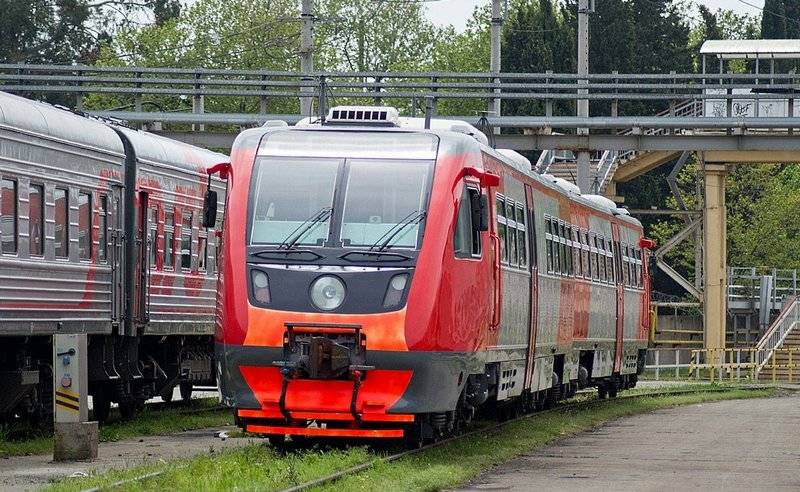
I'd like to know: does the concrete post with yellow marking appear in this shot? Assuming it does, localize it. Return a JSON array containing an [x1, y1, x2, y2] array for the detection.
[[53, 334, 98, 461]]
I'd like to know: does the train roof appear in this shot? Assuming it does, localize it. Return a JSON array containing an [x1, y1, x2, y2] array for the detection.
[[0, 90, 123, 154], [115, 126, 228, 173], [0, 91, 227, 173]]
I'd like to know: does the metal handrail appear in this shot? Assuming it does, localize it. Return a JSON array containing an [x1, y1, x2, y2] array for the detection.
[[595, 150, 618, 191], [754, 296, 800, 372]]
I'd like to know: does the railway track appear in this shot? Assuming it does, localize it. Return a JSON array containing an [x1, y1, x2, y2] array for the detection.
[[82, 385, 768, 492]]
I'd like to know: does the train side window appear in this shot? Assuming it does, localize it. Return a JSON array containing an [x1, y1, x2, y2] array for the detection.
[[564, 224, 573, 276], [605, 241, 614, 284], [29, 183, 44, 257], [454, 186, 482, 258], [598, 237, 607, 282], [635, 248, 643, 288], [506, 200, 517, 266], [54, 188, 69, 258], [581, 230, 592, 280], [98, 195, 108, 263], [198, 236, 208, 271], [78, 191, 92, 261], [148, 206, 158, 268], [181, 211, 193, 270], [622, 244, 629, 286], [164, 208, 175, 269], [515, 204, 527, 268], [0, 178, 18, 254], [496, 195, 507, 264], [553, 221, 561, 274]]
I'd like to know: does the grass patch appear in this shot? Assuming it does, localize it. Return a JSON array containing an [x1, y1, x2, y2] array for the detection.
[[47, 385, 774, 492], [0, 399, 232, 458]]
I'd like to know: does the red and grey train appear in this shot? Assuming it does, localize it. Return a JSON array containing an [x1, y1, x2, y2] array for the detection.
[[0, 91, 226, 423], [214, 106, 653, 443]]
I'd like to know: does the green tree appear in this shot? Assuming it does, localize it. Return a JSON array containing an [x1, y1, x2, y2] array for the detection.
[[0, 0, 93, 64], [762, 0, 788, 38]]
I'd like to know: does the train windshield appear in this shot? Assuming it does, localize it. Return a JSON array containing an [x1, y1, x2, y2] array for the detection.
[[248, 159, 433, 250], [340, 159, 431, 249], [250, 158, 339, 246]]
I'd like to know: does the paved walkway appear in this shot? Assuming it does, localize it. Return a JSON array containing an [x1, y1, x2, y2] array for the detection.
[[461, 395, 800, 491], [0, 426, 266, 491]]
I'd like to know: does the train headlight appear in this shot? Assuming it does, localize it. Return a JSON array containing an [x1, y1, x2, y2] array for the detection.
[[383, 273, 409, 308], [310, 275, 346, 311], [251, 269, 271, 304]]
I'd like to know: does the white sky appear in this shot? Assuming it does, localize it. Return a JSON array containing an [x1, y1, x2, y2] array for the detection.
[[424, 0, 765, 32]]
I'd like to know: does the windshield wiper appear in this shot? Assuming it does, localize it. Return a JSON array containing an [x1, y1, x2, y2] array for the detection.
[[252, 249, 325, 261], [339, 251, 411, 262], [371, 211, 427, 253], [278, 207, 332, 250]]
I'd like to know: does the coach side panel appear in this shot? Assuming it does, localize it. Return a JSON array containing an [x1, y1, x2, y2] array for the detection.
[[0, 126, 123, 335]]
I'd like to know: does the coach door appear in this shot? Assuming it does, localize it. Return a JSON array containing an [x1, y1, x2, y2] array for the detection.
[[109, 185, 124, 331], [612, 223, 624, 374], [134, 191, 150, 324], [523, 184, 539, 390]]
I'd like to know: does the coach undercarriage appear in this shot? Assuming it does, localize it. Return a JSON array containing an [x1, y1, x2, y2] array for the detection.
[[1, 334, 215, 426]]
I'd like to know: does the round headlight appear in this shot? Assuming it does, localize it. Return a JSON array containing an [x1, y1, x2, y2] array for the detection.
[[310, 276, 346, 311], [252, 270, 269, 289]]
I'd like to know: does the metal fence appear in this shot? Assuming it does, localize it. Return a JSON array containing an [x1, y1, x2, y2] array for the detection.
[[2, 64, 800, 130]]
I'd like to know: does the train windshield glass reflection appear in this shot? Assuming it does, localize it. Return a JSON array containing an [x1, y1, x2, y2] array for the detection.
[[250, 158, 339, 246], [340, 160, 430, 249]]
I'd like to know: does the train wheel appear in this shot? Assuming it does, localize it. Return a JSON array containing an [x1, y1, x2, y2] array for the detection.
[[179, 382, 193, 403], [597, 384, 608, 399], [91, 387, 111, 423], [608, 379, 619, 398], [161, 386, 174, 403], [267, 434, 286, 448], [119, 400, 136, 419]]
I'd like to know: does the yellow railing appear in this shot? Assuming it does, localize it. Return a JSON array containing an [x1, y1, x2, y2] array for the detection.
[[689, 348, 800, 383]]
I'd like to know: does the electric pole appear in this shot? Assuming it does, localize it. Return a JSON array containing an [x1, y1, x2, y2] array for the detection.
[[576, 0, 592, 193], [489, 0, 503, 133], [300, 0, 314, 117]]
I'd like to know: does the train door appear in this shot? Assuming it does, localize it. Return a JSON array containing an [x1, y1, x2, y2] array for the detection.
[[523, 184, 540, 389], [109, 185, 124, 332], [134, 191, 150, 324], [612, 223, 624, 373]]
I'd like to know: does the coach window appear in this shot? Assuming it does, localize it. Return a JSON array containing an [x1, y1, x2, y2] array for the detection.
[[454, 186, 482, 258], [164, 208, 175, 269], [0, 178, 18, 254], [78, 192, 92, 261], [98, 195, 108, 263], [545, 217, 554, 273], [180, 211, 193, 270], [580, 230, 592, 280], [496, 195, 507, 264], [29, 183, 44, 256], [148, 206, 158, 268], [622, 244, 630, 286], [606, 241, 615, 284], [54, 188, 69, 258], [506, 200, 517, 266], [515, 204, 527, 268], [563, 224, 572, 276], [635, 248, 643, 288], [598, 237, 608, 282]]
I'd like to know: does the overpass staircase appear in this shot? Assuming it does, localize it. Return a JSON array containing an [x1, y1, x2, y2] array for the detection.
[[534, 100, 702, 196], [755, 295, 800, 382]]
